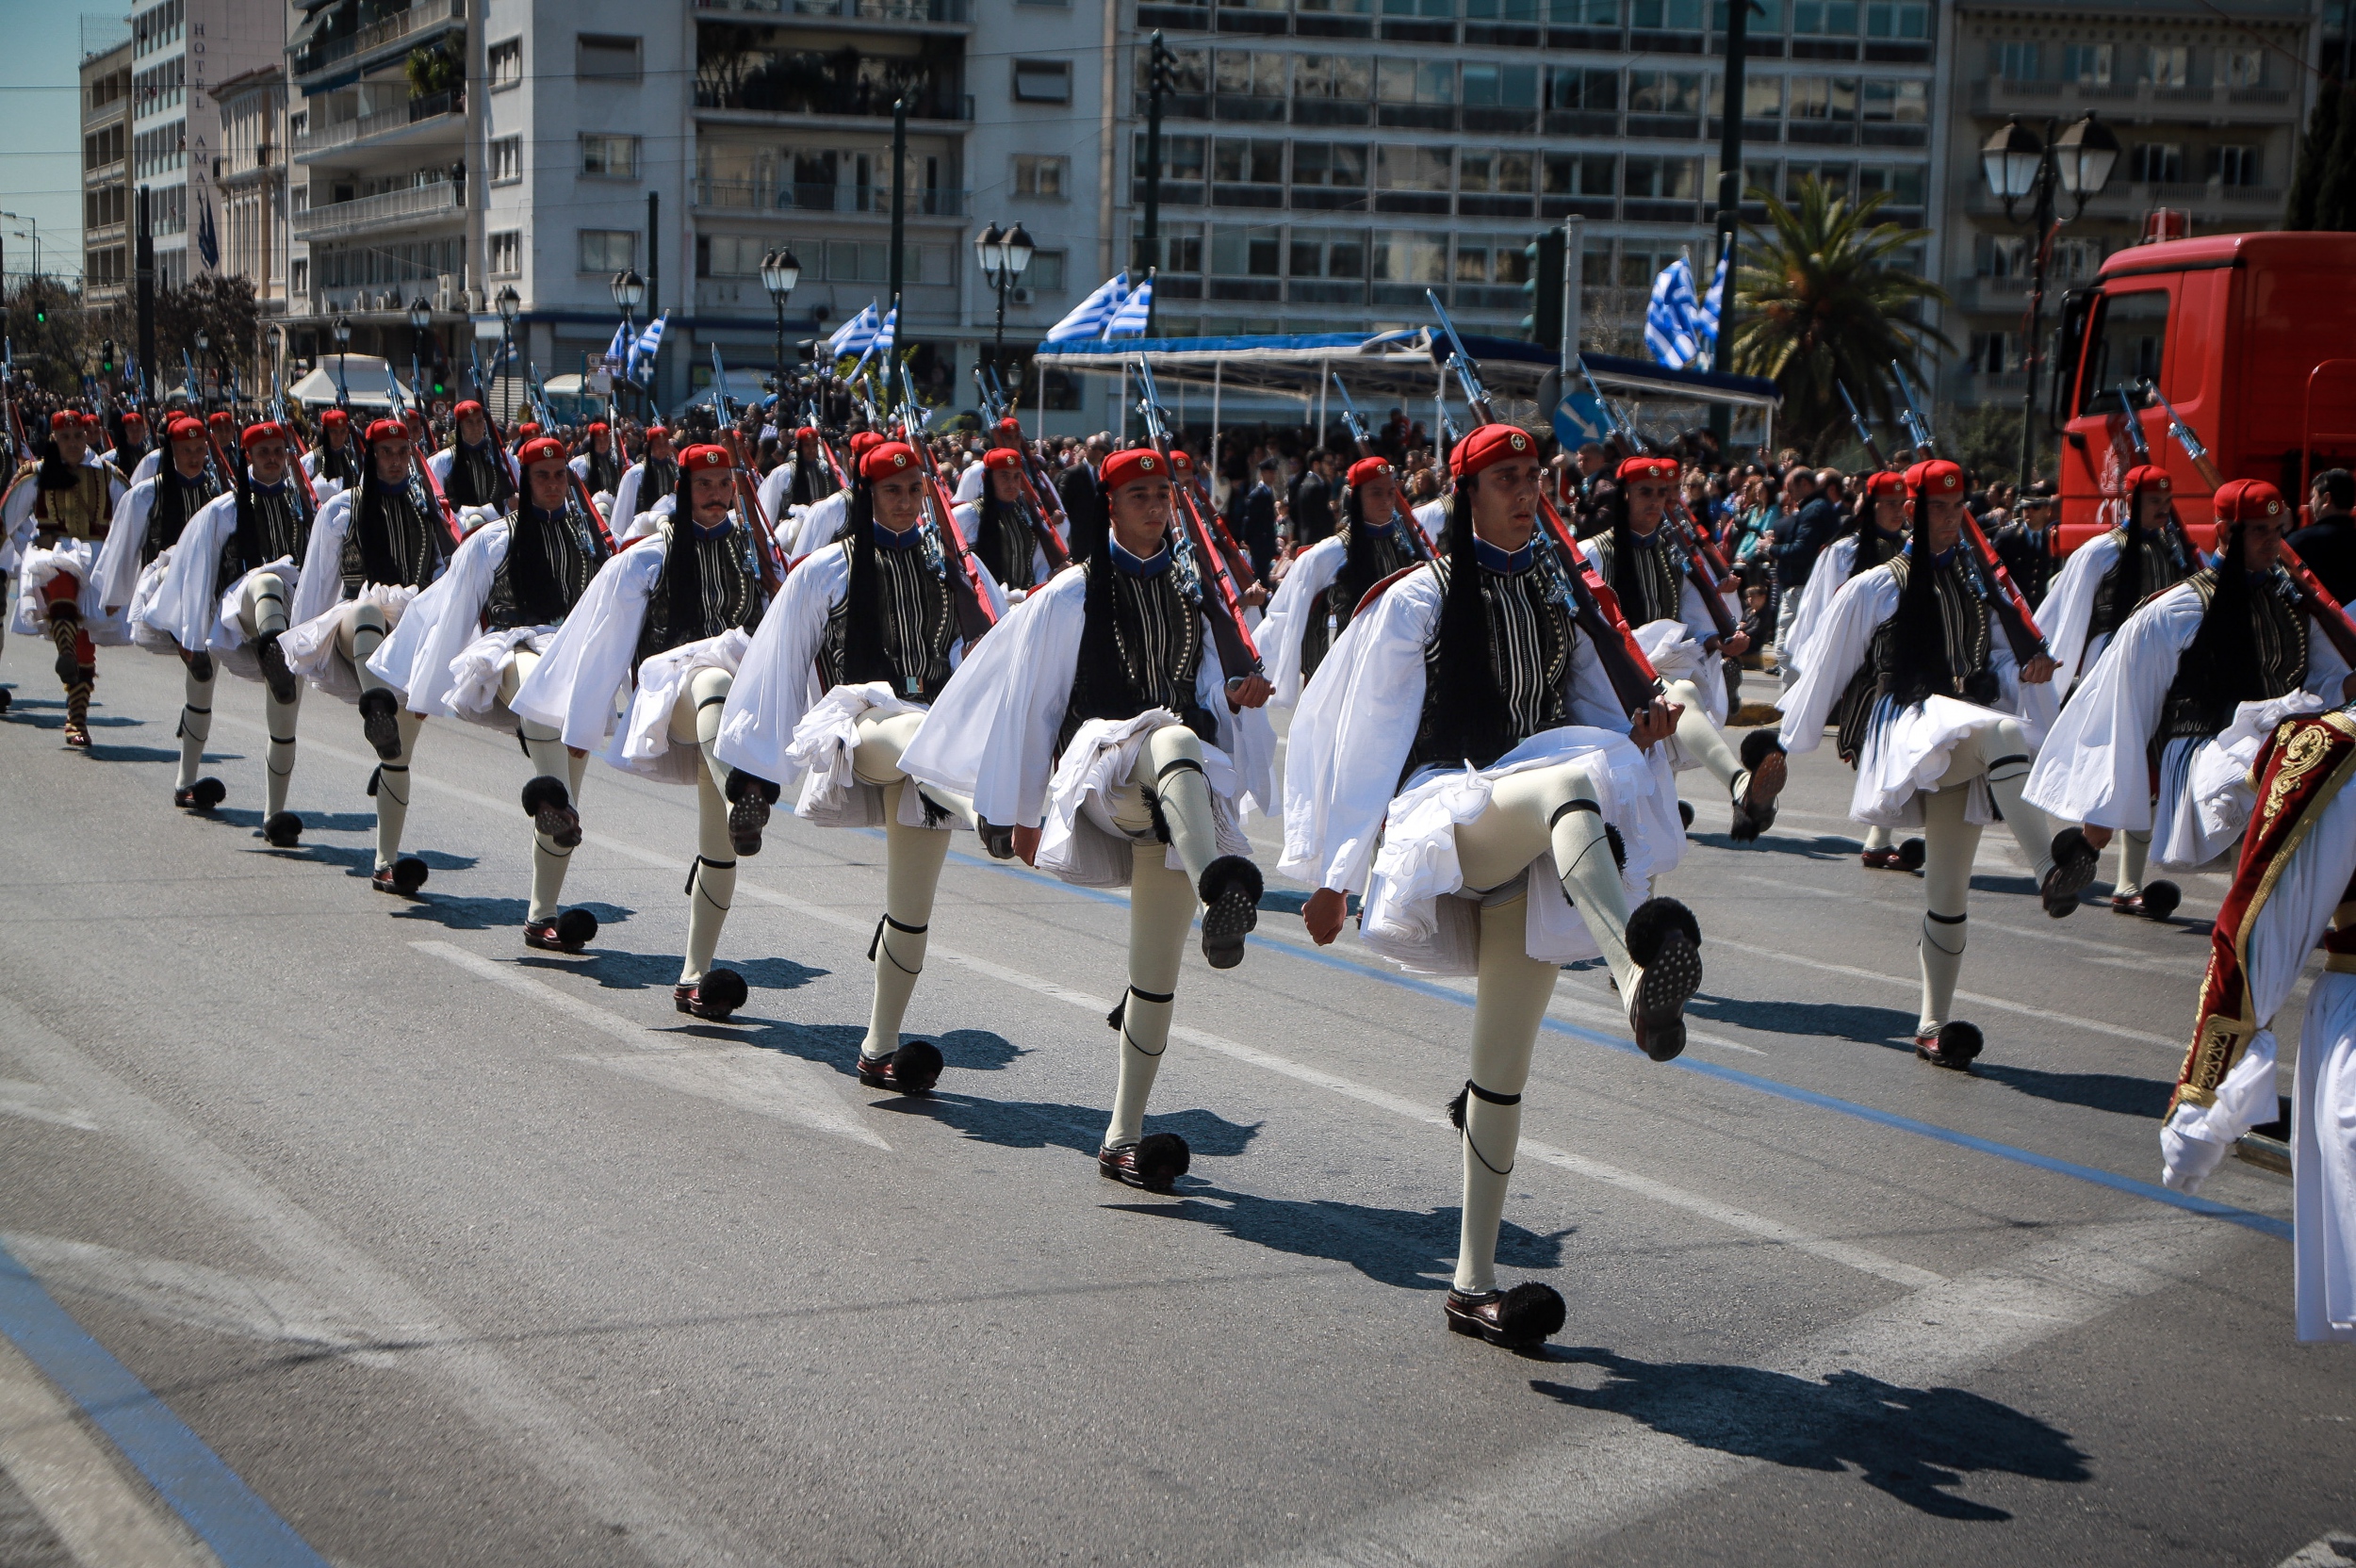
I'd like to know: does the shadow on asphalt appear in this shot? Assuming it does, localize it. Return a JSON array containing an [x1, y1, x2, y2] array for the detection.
[[1530, 1351, 2086, 1520], [216, 807, 379, 834], [388, 896, 637, 935], [1968, 1062, 2174, 1119], [1111, 1188, 1570, 1291], [526, 946, 822, 995], [83, 743, 181, 763], [1683, 829, 1857, 863], [1687, 993, 1918, 1046], [298, 844, 480, 877]]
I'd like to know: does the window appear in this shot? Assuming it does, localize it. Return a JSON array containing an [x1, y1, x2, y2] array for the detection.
[[489, 230, 521, 276], [1135, 133, 1206, 181], [1453, 241, 1530, 286], [1547, 66, 1619, 110], [290, 258, 308, 295], [1372, 231, 1448, 284], [1296, 55, 1372, 100], [489, 136, 521, 185], [1968, 330, 2019, 375], [1543, 152, 1617, 195], [1376, 59, 1454, 105], [2062, 43, 2113, 85], [2078, 288, 2168, 413], [1461, 63, 1539, 108], [1288, 227, 1366, 278], [2217, 48, 2265, 89], [697, 235, 765, 278], [1785, 158, 1851, 195], [1161, 223, 1204, 272], [2145, 45, 2189, 88], [578, 228, 637, 272], [1458, 150, 1533, 192], [2208, 144, 2261, 187], [1027, 250, 1067, 289], [1555, 0, 1619, 19], [1214, 51, 1285, 96], [1214, 138, 1285, 184], [489, 38, 522, 89], [1628, 71, 1704, 115], [581, 134, 638, 179], [1628, 0, 1702, 24], [1715, 74, 1783, 118], [1792, 0, 1857, 34], [1013, 58, 1071, 103], [1865, 1, 1925, 39], [1013, 155, 1067, 197], [1992, 41, 2039, 80], [1624, 155, 1700, 199], [1374, 144, 1452, 190], [1292, 142, 1368, 187], [2132, 142, 2184, 184], [1209, 226, 1282, 277], [2051, 237, 2103, 281], [1855, 163, 1924, 205], [576, 34, 641, 82], [1788, 77, 1857, 120], [1860, 79, 1925, 122]]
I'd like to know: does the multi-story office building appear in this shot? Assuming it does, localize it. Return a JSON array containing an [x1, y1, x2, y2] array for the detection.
[[128, 0, 286, 292], [217, 63, 292, 359], [82, 38, 136, 331], [1936, 0, 2320, 410]]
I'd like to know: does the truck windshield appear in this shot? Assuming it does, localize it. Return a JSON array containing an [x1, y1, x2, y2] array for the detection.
[[2077, 288, 2168, 416]]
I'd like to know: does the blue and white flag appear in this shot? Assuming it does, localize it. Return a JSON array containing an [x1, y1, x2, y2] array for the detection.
[[826, 301, 880, 359], [1045, 271, 1129, 343], [1697, 243, 1728, 348], [628, 311, 668, 384], [604, 319, 632, 367], [1644, 257, 1705, 370], [1104, 275, 1153, 337], [871, 303, 897, 358]]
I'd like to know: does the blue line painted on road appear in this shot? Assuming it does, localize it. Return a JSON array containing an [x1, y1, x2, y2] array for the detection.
[[0, 1238, 333, 1568], [927, 841, 2294, 1242]]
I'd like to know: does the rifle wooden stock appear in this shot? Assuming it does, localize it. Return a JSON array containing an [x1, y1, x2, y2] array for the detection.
[[901, 435, 1000, 642], [2281, 542, 2356, 670], [1958, 513, 2050, 664], [1534, 492, 1666, 714], [718, 430, 788, 601]]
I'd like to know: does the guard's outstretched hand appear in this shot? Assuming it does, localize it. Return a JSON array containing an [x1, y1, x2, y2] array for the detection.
[[1304, 887, 1349, 945]]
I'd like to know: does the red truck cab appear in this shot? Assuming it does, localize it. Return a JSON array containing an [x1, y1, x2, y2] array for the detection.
[[2053, 231, 2356, 555]]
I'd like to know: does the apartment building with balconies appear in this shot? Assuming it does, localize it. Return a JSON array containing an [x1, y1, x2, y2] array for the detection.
[[1938, 0, 2320, 409], [218, 63, 292, 345], [82, 38, 136, 329]]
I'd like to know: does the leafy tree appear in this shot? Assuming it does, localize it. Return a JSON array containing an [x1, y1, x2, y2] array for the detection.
[[2, 277, 87, 394], [1724, 176, 1952, 461], [155, 275, 260, 393]]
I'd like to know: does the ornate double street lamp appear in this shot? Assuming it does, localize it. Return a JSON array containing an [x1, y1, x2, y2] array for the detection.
[[761, 246, 801, 399], [972, 220, 1035, 378]]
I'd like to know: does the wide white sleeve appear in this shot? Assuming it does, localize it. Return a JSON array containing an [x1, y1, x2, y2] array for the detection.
[[2023, 584, 2203, 828], [1677, 569, 1726, 648], [425, 449, 454, 488], [2038, 531, 2120, 695], [1779, 534, 1856, 679], [568, 454, 590, 483], [1776, 567, 1898, 751], [899, 567, 1088, 828], [146, 494, 239, 651], [758, 463, 792, 527], [620, 492, 672, 543], [791, 490, 847, 558], [1195, 604, 1279, 818], [510, 539, 663, 752], [0, 473, 34, 570], [368, 519, 506, 713], [88, 480, 155, 612], [1260, 536, 1346, 709], [612, 464, 644, 532], [2306, 602, 2353, 700], [1279, 568, 1441, 893], [1411, 498, 1448, 555], [289, 490, 354, 628], [712, 543, 847, 785]]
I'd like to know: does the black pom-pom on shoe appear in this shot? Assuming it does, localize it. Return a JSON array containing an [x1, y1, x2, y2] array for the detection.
[[1897, 837, 1927, 872], [1677, 799, 1695, 831], [174, 777, 227, 811], [1099, 1132, 1191, 1191], [261, 810, 303, 847], [895, 1040, 945, 1095], [2138, 880, 2182, 921], [1444, 1282, 1567, 1348], [674, 968, 748, 1021], [358, 689, 404, 760], [1915, 1021, 1983, 1071], [370, 857, 430, 896], [1623, 897, 1702, 1063], [525, 907, 599, 954], [1197, 855, 1262, 970], [520, 775, 582, 849]]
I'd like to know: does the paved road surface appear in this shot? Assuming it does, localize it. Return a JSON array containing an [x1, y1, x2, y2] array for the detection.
[[0, 641, 2349, 1567]]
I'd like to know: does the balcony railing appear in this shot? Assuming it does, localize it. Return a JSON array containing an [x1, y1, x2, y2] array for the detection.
[[695, 82, 971, 121], [290, 181, 461, 239], [1974, 74, 2299, 119], [291, 0, 464, 81], [695, 0, 972, 21], [293, 90, 461, 157], [692, 177, 972, 216]]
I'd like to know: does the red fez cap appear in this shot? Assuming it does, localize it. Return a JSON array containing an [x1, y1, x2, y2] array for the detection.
[[121, 409, 146, 427], [166, 416, 206, 442], [1616, 454, 1678, 483], [208, 410, 234, 428], [1099, 448, 1167, 493], [1904, 459, 1965, 497], [452, 400, 484, 418], [859, 441, 918, 480], [2123, 465, 2170, 496], [1169, 449, 1195, 474], [365, 418, 408, 444], [644, 423, 669, 438], [1449, 422, 1535, 480], [679, 444, 731, 472], [996, 417, 1022, 433], [982, 447, 1022, 472], [320, 407, 350, 427], [1865, 470, 1906, 498], [517, 436, 568, 467], [2214, 478, 2285, 524], [80, 412, 103, 429], [240, 420, 286, 450], [587, 420, 610, 436], [48, 410, 80, 433], [516, 421, 540, 438], [849, 431, 884, 457], [794, 426, 818, 441], [1347, 455, 1392, 488]]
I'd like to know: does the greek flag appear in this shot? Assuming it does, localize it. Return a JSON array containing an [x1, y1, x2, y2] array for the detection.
[[1696, 244, 1728, 348], [1045, 271, 1129, 343], [872, 303, 897, 357], [827, 301, 880, 358], [1104, 275, 1153, 338], [1644, 258, 1706, 370], [604, 320, 632, 366], [628, 311, 668, 384]]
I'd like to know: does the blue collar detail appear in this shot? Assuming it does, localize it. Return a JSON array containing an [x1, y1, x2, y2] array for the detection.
[[1111, 537, 1170, 577], [874, 520, 924, 551], [1473, 533, 1535, 574]]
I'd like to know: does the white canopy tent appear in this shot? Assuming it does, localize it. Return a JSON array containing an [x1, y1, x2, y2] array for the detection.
[[286, 354, 411, 410]]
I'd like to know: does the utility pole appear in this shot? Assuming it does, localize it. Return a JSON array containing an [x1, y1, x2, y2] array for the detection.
[[645, 189, 660, 405], [1142, 31, 1169, 338], [888, 97, 907, 405], [136, 185, 155, 382], [1710, 0, 1753, 445]]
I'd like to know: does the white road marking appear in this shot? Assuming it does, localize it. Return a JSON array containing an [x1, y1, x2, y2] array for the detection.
[[0, 1079, 99, 1133], [1261, 1214, 2229, 1568], [0, 1331, 221, 1568], [409, 940, 888, 1152], [2, 1233, 398, 1369], [0, 993, 747, 1568], [2277, 1533, 2356, 1567]]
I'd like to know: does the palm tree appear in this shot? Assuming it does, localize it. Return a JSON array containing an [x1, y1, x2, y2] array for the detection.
[[1725, 175, 1951, 461]]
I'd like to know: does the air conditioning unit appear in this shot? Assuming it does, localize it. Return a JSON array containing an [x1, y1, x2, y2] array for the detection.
[[1010, 286, 1033, 304]]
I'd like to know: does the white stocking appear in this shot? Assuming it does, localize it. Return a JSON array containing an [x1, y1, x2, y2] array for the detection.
[[1453, 895, 1558, 1295]]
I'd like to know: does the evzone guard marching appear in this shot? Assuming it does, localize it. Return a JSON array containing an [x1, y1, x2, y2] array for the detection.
[[426, 400, 519, 527], [8, 411, 136, 743], [1258, 455, 1430, 706], [948, 446, 1061, 601], [611, 423, 678, 539], [1581, 454, 1786, 841], [133, 419, 318, 841], [1774, 469, 1921, 869], [302, 407, 363, 498], [1280, 422, 1696, 1350], [899, 445, 1275, 1190], [279, 417, 462, 893], [756, 427, 832, 533], [1779, 458, 2094, 1071], [2027, 479, 2354, 920], [366, 436, 614, 952], [714, 439, 1008, 1092], [511, 441, 778, 1019], [2027, 464, 2201, 912]]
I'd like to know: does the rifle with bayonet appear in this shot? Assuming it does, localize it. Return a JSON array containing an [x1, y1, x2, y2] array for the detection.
[[2110, 383, 2194, 577], [1426, 291, 1665, 714], [1329, 369, 1432, 564], [1133, 358, 1263, 681], [1890, 359, 2051, 665], [384, 366, 465, 546], [893, 362, 999, 641], [971, 364, 1072, 571], [1574, 356, 1739, 641], [1837, 382, 1891, 470]]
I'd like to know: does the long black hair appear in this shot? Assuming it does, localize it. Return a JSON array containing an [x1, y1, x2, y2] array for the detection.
[[2173, 521, 2285, 727], [831, 472, 897, 686], [1330, 478, 1394, 614], [1886, 483, 1953, 705], [1850, 486, 1902, 580], [1421, 482, 1513, 767]]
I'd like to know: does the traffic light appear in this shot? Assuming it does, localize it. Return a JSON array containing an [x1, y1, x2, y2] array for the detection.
[[32, 303, 46, 326], [100, 338, 116, 373], [1520, 229, 1565, 348]]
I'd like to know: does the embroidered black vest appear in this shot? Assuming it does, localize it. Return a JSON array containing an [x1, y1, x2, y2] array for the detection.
[[219, 484, 310, 589], [1405, 557, 1574, 780], [822, 535, 955, 701], [635, 520, 764, 669], [2157, 570, 2308, 743], [2089, 527, 2190, 645], [141, 468, 221, 560], [971, 496, 1038, 594], [443, 441, 513, 510], [340, 484, 449, 593], [1835, 552, 1997, 762], [1591, 527, 1688, 629], [583, 447, 622, 495], [1057, 556, 1212, 757], [487, 502, 609, 630]]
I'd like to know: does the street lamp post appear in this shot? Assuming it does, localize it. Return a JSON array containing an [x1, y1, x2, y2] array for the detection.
[[760, 247, 800, 405], [1980, 111, 2120, 487], [331, 313, 352, 411], [610, 267, 645, 419], [407, 296, 433, 413], [972, 221, 1034, 381], [194, 328, 210, 410], [0, 211, 38, 279], [495, 285, 520, 422]]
